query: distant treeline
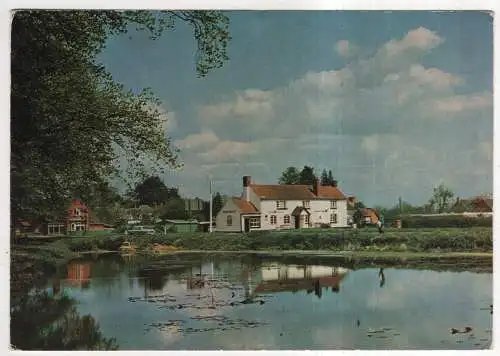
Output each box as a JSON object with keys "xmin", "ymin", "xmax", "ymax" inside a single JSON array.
[{"xmin": 400, "ymin": 215, "xmax": 492, "ymax": 229}]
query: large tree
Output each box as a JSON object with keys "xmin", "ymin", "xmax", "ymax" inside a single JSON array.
[
  {"xmin": 11, "ymin": 10, "xmax": 230, "ymax": 222},
  {"xmin": 298, "ymin": 165, "xmax": 317, "ymax": 186},
  {"xmin": 278, "ymin": 167, "xmax": 301, "ymax": 185},
  {"xmin": 130, "ymin": 176, "xmax": 179, "ymax": 206}
]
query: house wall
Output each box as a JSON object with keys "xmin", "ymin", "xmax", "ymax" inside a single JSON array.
[
  {"xmin": 216, "ymin": 199, "xmax": 243, "ymax": 232},
  {"xmin": 247, "ymin": 187, "xmax": 261, "ymax": 211},
  {"xmin": 256, "ymin": 199, "xmax": 349, "ymax": 230}
]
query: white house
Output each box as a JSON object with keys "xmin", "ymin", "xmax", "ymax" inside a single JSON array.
[{"xmin": 216, "ymin": 176, "xmax": 349, "ymax": 232}]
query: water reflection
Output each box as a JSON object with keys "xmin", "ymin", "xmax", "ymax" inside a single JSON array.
[
  {"xmin": 39, "ymin": 253, "xmax": 492, "ymax": 350},
  {"xmin": 67, "ymin": 261, "xmax": 92, "ymax": 289},
  {"xmin": 255, "ymin": 265, "xmax": 349, "ymax": 299},
  {"xmin": 379, "ymin": 268, "xmax": 386, "ymax": 288}
]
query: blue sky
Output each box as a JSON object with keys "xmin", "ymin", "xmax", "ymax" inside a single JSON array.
[{"xmin": 99, "ymin": 11, "xmax": 493, "ymax": 207}]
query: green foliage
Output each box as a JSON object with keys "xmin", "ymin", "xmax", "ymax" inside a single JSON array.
[
  {"xmin": 212, "ymin": 192, "xmax": 224, "ymax": 216},
  {"xmin": 278, "ymin": 167, "xmax": 301, "ymax": 184},
  {"xmin": 320, "ymin": 169, "xmax": 336, "ymax": 186},
  {"xmin": 130, "ymin": 176, "xmax": 179, "ymax": 206},
  {"xmin": 298, "ymin": 165, "xmax": 317, "ymax": 186},
  {"xmin": 428, "ymin": 183, "xmax": 455, "ymax": 213},
  {"xmin": 278, "ymin": 165, "xmax": 318, "ymax": 185},
  {"xmin": 58, "ymin": 227, "xmax": 492, "ymax": 254},
  {"xmin": 10, "ymin": 291, "xmax": 118, "ymax": 350},
  {"xmin": 401, "ymin": 215, "xmax": 492, "ymax": 228},
  {"xmin": 11, "ymin": 10, "xmax": 230, "ymax": 222}
]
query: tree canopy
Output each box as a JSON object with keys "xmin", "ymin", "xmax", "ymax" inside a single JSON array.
[
  {"xmin": 278, "ymin": 166, "xmax": 318, "ymax": 185},
  {"xmin": 11, "ymin": 10, "xmax": 230, "ymax": 222},
  {"xmin": 428, "ymin": 183, "xmax": 455, "ymax": 213},
  {"xmin": 130, "ymin": 176, "xmax": 179, "ymax": 206},
  {"xmin": 320, "ymin": 169, "xmax": 336, "ymax": 186}
]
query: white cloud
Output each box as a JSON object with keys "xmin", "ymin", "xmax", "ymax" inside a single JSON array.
[
  {"xmin": 159, "ymin": 27, "xmax": 492, "ymax": 206},
  {"xmin": 175, "ymin": 131, "xmax": 219, "ymax": 150}
]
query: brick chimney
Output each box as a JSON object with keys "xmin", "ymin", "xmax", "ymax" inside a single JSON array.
[
  {"xmin": 313, "ymin": 177, "xmax": 320, "ymax": 196},
  {"xmin": 243, "ymin": 176, "xmax": 251, "ymax": 201}
]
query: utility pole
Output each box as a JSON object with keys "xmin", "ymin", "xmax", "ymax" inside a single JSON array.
[{"xmin": 209, "ymin": 176, "xmax": 213, "ymax": 233}]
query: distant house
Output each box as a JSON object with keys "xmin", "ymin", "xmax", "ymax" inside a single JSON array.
[
  {"xmin": 66, "ymin": 199, "xmax": 90, "ymax": 233},
  {"xmin": 216, "ymin": 176, "xmax": 349, "ymax": 232},
  {"xmin": 451, "ymin": 195, "xmax": 493, "ymax": 213},
  {"xmin": 362, "ymin": 208, "xmax": 380, "ymax": 225},
  {"xmin": 346, "ymin": 197, "xmax": 357, "ymax": 225}
]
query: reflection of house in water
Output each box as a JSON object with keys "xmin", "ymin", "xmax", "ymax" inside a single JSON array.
[
  {"xmin": 253, "ymin": 265, "xmax": 349, "ymax": 298},
  {"xmin": 66, "ymin": 261, "xmax": 92, "ymax": 289}
]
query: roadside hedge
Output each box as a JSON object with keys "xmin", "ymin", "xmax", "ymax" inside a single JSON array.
[{"xmin": 401, "ymin": 215, "xmax": 492, "ymax": 228}]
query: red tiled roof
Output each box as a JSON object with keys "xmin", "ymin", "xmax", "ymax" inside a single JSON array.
[
  {"xmin": 316, "ymin": 186, "xmax": 347, "ymax": 199},
  {"xmin": 250, "ymin": 184, "xmax": 316, "ymax": 200},
  {"xmin": 232, "ymin": 197, "xmax": 259, "ymax": 213}
]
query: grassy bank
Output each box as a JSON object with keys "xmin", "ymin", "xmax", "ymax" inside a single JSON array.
[{"xmin": 58, "ymin": 227, "xmax": 492, "ymax": 254}]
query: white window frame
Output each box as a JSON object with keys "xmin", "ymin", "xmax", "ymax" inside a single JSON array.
[
  {"xmin": 330, "ymin": 213, "xmax": 337, "ymax": 224},
  {"xmin": 270, "ymin": 215, "xmax": 277, "ymax": 224},
  {"xmin": 227, "ymin": 215, "xmax": 233, "ymax": 226},
  {"xmin": 330, "ymin": 200, "xmax": 337, "ymax": 209},
  {"xmin": 249, "ymin": 217, "xmax": 261, "ymax": 228},
  {"xmin": 302, "ymin": 200, "xmax": 310, "ymax": 208},
  {"xmin": 276, "ymin": 201, "xmax": 287, "ymax": 210},
  {"xmin": 284, "ymin": 215, "xmax": 290, "ymax": 224},
  {"xmin": 304, "ymin": 214, "xmax": 309, "ymax": 225}
]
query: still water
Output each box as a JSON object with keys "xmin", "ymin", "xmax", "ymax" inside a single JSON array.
[{"xmin": 46, "ymin": 253, "xmax": 492, "ymax": 350}]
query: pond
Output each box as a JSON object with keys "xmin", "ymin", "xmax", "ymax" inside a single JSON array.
[{"xmin": 41, "ymin": 253, "xmax": 492, "ymax": 350}]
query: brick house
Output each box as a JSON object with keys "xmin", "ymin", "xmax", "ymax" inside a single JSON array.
[{"xmin": 66, "ymin": 199, "xmax": 90, "ymax": 233}]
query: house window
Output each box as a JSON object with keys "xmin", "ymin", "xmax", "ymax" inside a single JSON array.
[
  {"xmin": 304, "ymin": 215, "xmax": 309, "ymax": 225},
  {"xmin": 284, "ymin": 215, "xmax": 290, "ymax": 224},
  {"xmin": 249, "ymin": 217, "xmax": 261, "ymax": 228},
  {"xmin": 74, "ymin": 208, "xmax": 81, "ymax": 216},
  {"xmin": 330, "ymin": 213, "xmax": 337, "ymax": 224},
  {"xmin": 270, "ymin": 215, "xmax": 277, "ymax": 224},
  {"xmin": 227, "ymin": 215, "xmax": 233, "ymax": 226},
  {"xmin": 330, "ymin": 200, "xmax": 337, "ymax": 209},
  {"xmin": 276, "ymin": 201, "xmax": 286, "ymax": 210},
  {"xmin": 303, "ymin": 200, "xmax": 310, "ymax": 208}
]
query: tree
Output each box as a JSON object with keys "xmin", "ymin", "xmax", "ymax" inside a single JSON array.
[
  {"xmin": 131, "ymin": 176, "xmax": 178, "ymax": 206},
  {"xmin": 11, "ymin": 10, "xmax": 230, "ymax": 223},
  {"xmin": 327, "ymin": 170, "xmax": 335, "ymax": 185},
  {"xmin": 299, "ymin": 166, "xmax": 317, "ymax": 185},
  {"xmin": 158, "ymin": 198, "xmax": 188, "ymax": 220},
  {"xmin": 278, "ymin": 167, "xmax": 301, "ymax": 185},
  {"xmin": 212, "ymin": 192, "xmax": 224, "ymax": 216},
  {"xmin": 428, "ymin": 183, "xmax": 454, "ymax": 213},
  {"xmin": 320, "ymin": 169, "xmax": 329, "ymax": 185}
]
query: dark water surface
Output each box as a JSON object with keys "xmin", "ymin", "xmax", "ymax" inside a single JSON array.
[{"xmin": 45, "ymin": 253, "xmax": 492, "ymax": 350}]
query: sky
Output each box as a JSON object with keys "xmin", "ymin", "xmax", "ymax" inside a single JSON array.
[{"xmin": 98, "ymin": 11, "xmax": 494, "ymax": 207}]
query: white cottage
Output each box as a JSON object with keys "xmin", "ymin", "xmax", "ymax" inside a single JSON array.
[{"xmin": 216, "ymin": 176, "xmax": 349, "ymax": 232}]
